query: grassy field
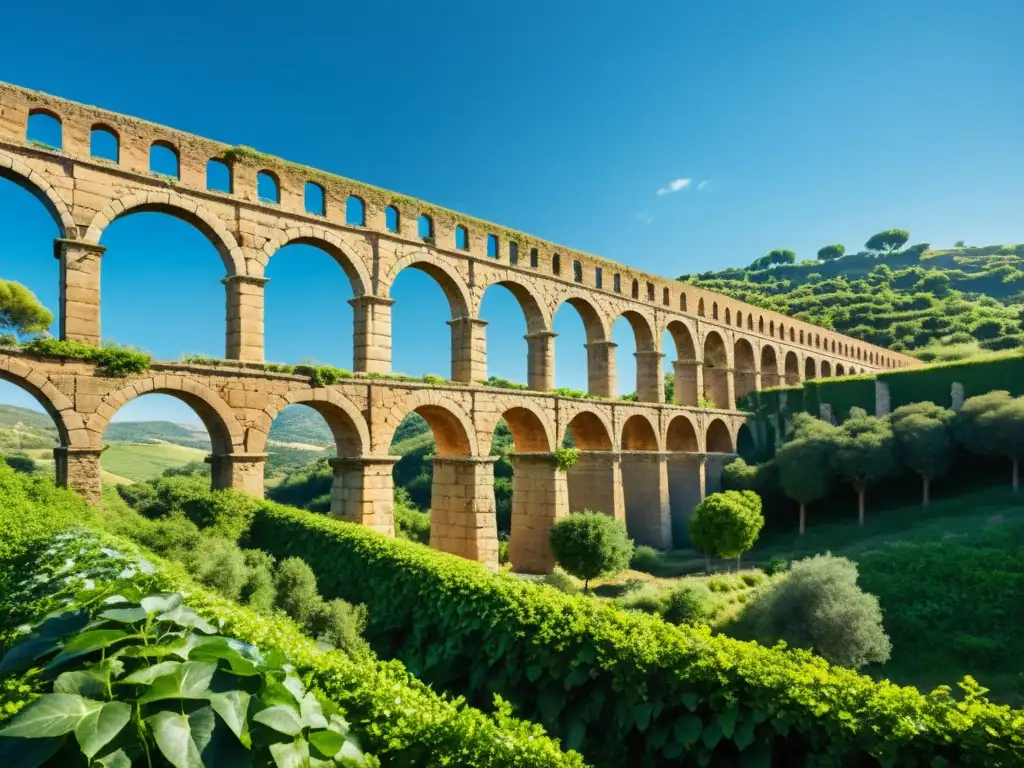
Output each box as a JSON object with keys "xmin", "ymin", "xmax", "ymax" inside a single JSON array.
[{"xmin": 98, "ymin": 442, "xmax": 209, "ymax": 483}]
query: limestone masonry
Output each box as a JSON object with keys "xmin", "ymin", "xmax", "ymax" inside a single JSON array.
[{"xmin": 0, "ymin": 81, "xmax": 918, "ymax": 571}]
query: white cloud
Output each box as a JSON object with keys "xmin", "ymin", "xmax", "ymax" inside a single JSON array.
[
  {"xmin": 697, "ymin": 180, "xmax": 708, "ymax": 190},
  {"xmin": 635, "ymin": 213, "xmax": 654, "ymax": 225},
  {"xmin": 656, "ymin": 177, "xmax": 691, "ymax": 195}
]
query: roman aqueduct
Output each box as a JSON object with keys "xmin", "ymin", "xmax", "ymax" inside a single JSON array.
[{"xmin": 0, "ymin": 81, "xmax": 917, "ymax": 571}]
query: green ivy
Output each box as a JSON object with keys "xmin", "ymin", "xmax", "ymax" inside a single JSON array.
[
  {"xmin": 19, "ymin": 339, "xmax": 151, "ymax": 377},
  {"xmin": 551, "ymin": 448, "xmax": 579, "ymax": 472},
  {"xmin": 245, "ymin": 501, "xmax": 1024, "ymax": 767}
]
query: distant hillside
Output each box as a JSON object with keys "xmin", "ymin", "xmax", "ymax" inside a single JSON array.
[
  {"xmin": 681, "ymin": 243, "xmax": 1024, "ymax": 355},
  {"xmin": 105, "ymin": 421, "xmax": 211, "ymax": 450}
]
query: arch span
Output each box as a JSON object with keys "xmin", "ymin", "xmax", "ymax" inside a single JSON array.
[
  {"xmin": 705, "ymin": 418, "xmax": 734, "ymax": 453},
  {"xmin": 261, "ymin": 228, "xmax": 372, "ymax": 296},
  {"xmin": 621, "ymin": 413, "xmax": 660, "ymax": 450},
  {"xmin": 702, "ymin": 330, "xmax": 730, "ymax": 409},
  {"xmin": 248, "ymin": 388, "xmax": 370, "ymax": 456},
  {"xmin": 85, "ymin": 191, "xmax": 244, "ymax": 276},
  {"xmin": 553, "ymin": 294, "xmax": 608, "ymax": 343},
  {"xmin": 761, "ymin": 345, "xmax": 780, "ymax": 387},
  {"xmin": 0, "ymin": 151, "xmax": 76, "ymax": 236},
  {"xmin": 784, "ymin": 350, "xmax": 800, "ymax": 385},
  {"xmin": 477, "ymin": 276, "xmax": 548, "ymax": 334},
  {"xmin": 379, "ymin": 392, "xmax": 478, "ymax": 456},
  {"xmin": 563, "ymin": 409, "xmax": 613, "ymax": 450},
  {"xmin": 0, "ymin": 357, "xmax": 85, "ymax": 448},
  {"xmin": 665, "ymin": 414, "xmax": 698, "ymax": 452},
  {"xmin": 497, "ymin": 406, "xmax": 552, "ymax": 452},
  {"xmin": 384, "ymin": 251, "xmax": 472, "ymax": 319}
]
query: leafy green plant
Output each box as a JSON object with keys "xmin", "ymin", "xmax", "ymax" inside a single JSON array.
[
  {"xmin": 548, "ymin": 511, "xmax": 633, "ymax": 591},
  {"xmin": 629, "ymin": 545, "xmax": 663, "ymax": 575},
  {"xmin": 687, "ymin": 490, "xmax": 765, "ymax": 570},
  {"xmin": 551, "ymin": 447, "xmax": 579, "ymax": 471},
  {"xmin": 661, "ymin": 582, "xmax": 712, "ymax": 625},
  {"xmin": 20, "ymin": 338, "xmax": 151, "ymax": 377},
  {"xmin": 763, "ymin": 555, "xmax": 790, "ymax": 576}
]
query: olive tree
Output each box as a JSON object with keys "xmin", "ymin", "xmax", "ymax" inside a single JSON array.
[
  {"xmin": 549, "ymin": 511, "xmax": 633, "ymax": 590},
  {"xmin": 0, "ymin": 280, "xmax": 52, "ymax": 338},
  {"xmin": 777, "ymin": 417, "xmax": 840, "ymax": 534},
  {"xmin": 890, "ymin": 402, "xmax": 955, "ymax": 507},
  {"xmin": 832, "ymin": 413, "xmax": 898, "ymax": 525},
  {"xmin": 976, "ymin": 396, "xmax": 1024, "ymax": 492},
  {"xmin": 688, "ymin": 490, "xmax": 764, "ymax": 571},
  {"xmin": 817, "ymin": 244, "xmax": 846, "ymax": 261},
  {"xmin": 954, "ymin": 391, "xmax": 1022, "ymax": 491}
]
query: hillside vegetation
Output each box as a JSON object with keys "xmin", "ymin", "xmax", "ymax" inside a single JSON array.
[{"xmin": 681, "ymin": 241, "xmax": 1024, "ymax": 355}]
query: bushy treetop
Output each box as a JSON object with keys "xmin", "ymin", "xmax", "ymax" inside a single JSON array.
[
  {"xmin": 687, "ymin": 490, "xmax": 764, "ymax": 561},
  {"xmin": 865, "ymin": 229, "xmax": 910, "ymax": 254},
  {"xmin": 0, "ymin": 280, "xmax": 52, "ymax": 338},
  {"xmin": 549, "ymin": 511, "xmax": 633, "ymax": 589},
  {"xmin": 817, "ymin": 244, "xmax": 846, "ymax": 261}
]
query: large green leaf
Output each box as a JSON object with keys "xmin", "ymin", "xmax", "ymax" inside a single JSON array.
[
  {"xmin": 189, "ymin": 637, "xmax": 260, "ymax": 676},
  {"xmin": 269, "ymin": 739, "xmax": 310, "ymax": 768},
  {"xmin": 0, "ymin": 637, "xmax": 61, "ymax": 675},
  {"xmin": 45, "ymin": 630, "xmax": 131, "ymax": 672},
  {"xmin": 299, "ymin": 693, "xmax": 327, "ymax": 730},
  {"xmin": 157, "ymin": 605, "xmax": 216, "ymax": 635},
  {"xmin": 74, "ymin": 700, "xmax": 131, "ymax": 759},
  {"xmin": 253, "ymin": 704, "xmax": 303, "ymax": 736},
  {"xmin": 673, "ymin": 715, "xmax": 703, "ymax": 747},
  {"xmin": 0, "ymin": 693, "xmax": 102, "ymax": 737},
  {"xmin": 54, "ymin": 668, "xmax": 108, "ymax": 699},
  {"xmin": 308, "ymin": 729, "xmax": 345, "ymax": 757},
  {"xmin": 33, "ymin": 608, "xmax": 90, "ymax": 640},
  {"xmin": 141, "ymin": 593, "xmax": 183, "ymax": 616},
  {"xmin": 122, "ymin": 660, "xmax": 182, "ymax": 685},
  {"xmin": 138, "ymin": 661, "xmax": 217, "ymax": 704},
  {"xmin": 98, "ymin": 605, "xmax": 149, "ymax": 624},
  {"xmin": 147, "ymin": 707, "xmax": 215, "ymax": 768},
  {"xmin": 210, "ymin": 690, "xmax": 252, "ymax": 747},
  {"xmin": 94, "ymin": 747, "xmax": 133, "ymax": 768}
]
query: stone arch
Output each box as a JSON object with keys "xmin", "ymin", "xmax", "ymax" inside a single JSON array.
[
  {"xmin": 85, "ymin": 191, "xmax": 244, "ymax": 276},
  {"xmin": 563, "ymin": 409, "xmax": 613, "ymax": 450},
  {"xmin": 804, "ymin": 356, "xmax": 817, "ymax": 380},
  {"xmin": 616, "ymin": 309, "xmax": 657, "ymax": 351},
  {"xmin": 835, "ymin": 362, "xmax": 846, "ymax": 376},
  {"xmin": 705, "ymin": 418, "xmax": 734, "ymax": 453},
  {"xmin": 665, "ymin": 414, "xmax": 699, "ymax": 451},
  {"xmin": 0, "ymin": 356, "xmax": 86, "ymax": 448},
  {"xmin": 702, "ymin": 330, "xmax": 730, "ymax": 409},
  {"xmin": 784, "ymin": 350, "xmax": 800, "ymax": 385},
  {"xmin": 666, "ymin": 319, "xmax": 699, "ymax": 405},
  {"xmin": 553, "ymin": 293, "xmax": 609, "ymax": 343},
  {"xmin": 666, "ymin": 319, "xmax": 697, "ymax": 360},
  {"xmin": 821, "ymin": 360, "xmax": 833, "ymax": 378},
  {"xmin": 736, "ymin": 423, "xmax": 756, "ymax": 460},
  {"xmin": 733, "ymin": 337, "xmax": 757, "ymax": 402},
  {"xmin": 621, "ymin": 413, "xmax": 660, "ymax": 450},
  {"xmin": 477, "ymin": 275, "xmax": 548, "ymax": 334},
  {"xmin": 384, "ymin": 251, "xmax": 472, "ymax": 319},
  {"xmin": 497, "ymin": 405, "xmax": 552, "ymax": 452},
  {"xmin": 248, "ymin": 388, "xmax": 370, "ymax": 456},
  {"xmin": 90, "ymin": 376, "xmax": 244, "ymax": 453},
  {"xmin": 380, "ymin": 393, "xmax": 478, "ymax": 457},
  {"xmin": 760, "ymin": 344, "xmax": 780, "ymax": 387},
  {"xmin": 0, "ymin": 150, "xmax": 76, "ymax": 237},
  {"xmin": 260, "ymin": 227, "xmax": 372, "ymax": 296}
]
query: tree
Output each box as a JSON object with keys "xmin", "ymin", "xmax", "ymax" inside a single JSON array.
[
  {"xmin": 831, "ymin": 413, "xmax": 898, "ymax": 525},
  {"xmin": 817, "ymin": 244, "xmax": 846, "ymax": 261},
  {"xmin": 962, "ymin": 394, "xmax": 1024, "ymax": 492},
  {"xmin": 0, "ymin": 280, "xmax": 52, "ymax": 338},
  {"xmin": 776, "ymin": 419, "xmax": 839, "ymax": 533},
  {"xmin": 687, "ymin": 490, "xmax": 764, "ymax": 571},
  {"xmin": 865, "ymin": 229, "xmax": 910, "ymax": 254},
  {"xmin": 548, "ymin": 511, "xmax": 633, "ymax": 590},
  {"xmin": 890, "ymin": 402, "xmax": 955, "ymax": 507},
  {"xmin": 767, "ymin": 248, "xmax": 796, "ymax": 266},
  {"xmin": 744, "ymin": 554, "xmax": 891, "ymax": 669}
]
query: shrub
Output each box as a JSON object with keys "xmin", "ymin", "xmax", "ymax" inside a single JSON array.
[
  {"xmin": 394, "ymin": 500, "xmax": 430, "ymax": 545},
  {"xmin": 629, "ymin": 545, "xmax": 663, "ymax": 574},
  {"xmin": 661, "ymin": 582, "xmax": 712, "ymax": 625},
  {"xmin": 741, "ymin": 571, "xmax": 765, "ymax": 587},
  {"xmin": 274, "ymin": 556, "xmax": 323, "ymax": 627},
  {"xmin": 311, "ymin": 598, "xmax": 371, "ymax": 658},
  {"xmin": 708, "ymin": 576, "xmax": 734, "ymax": 593},
  {"xmin": 745, "ymin": 554, "xmax": 892, "ymax": 669},
  {"xmin": 239, "ymin": 548, "xmax": 277, "ymax": 612},
  {"xmin": 764, "ymin": 555, "xmax": 790, "ymax": 576},
  {"xmin": 2, "ymin": 452, "xmax": 36, "ymax": 474},
  {"xmin": 181, "ymin": 534, "xmax": 250, "ymax": 600},
  {"xmin": 539, "ymin": 571, "xmax": 579, "ymax": 595},
  {"xmin": 245, "ymin": 500, "xmax": 1024, "ymax": 767},
  {"xmin": 548, "ymin": 511, "xmax": 633, "ymax": 590},
  {"xmin": 614, "ymin": 583, "xmax": 665, "ymax": 615},
  {"xmin": 688, "ymin": 490, "xmax": 764, "ymax": 569}
]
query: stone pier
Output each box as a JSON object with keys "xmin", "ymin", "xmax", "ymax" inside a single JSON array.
[
  {"xmin": 620, "ymin": 451, "xmax": 672, "ymax": 549},
  {"xmin": 430, "ymin": 456, "xmax": 499, "ymax": 571},
  {"xmin": 508, "ymin": 452, "xmax": 570, "ymax": 573},
  {"xmin": 328, "ymin": 456, "xmax": 399, "ymax": 536},
  {"xmin": 667, "ymin": 452, "xmax": 706, "ymax": 548},
  {"xmin": 565, "ymin": 450, "xmax": 625, "ymax": 520}
]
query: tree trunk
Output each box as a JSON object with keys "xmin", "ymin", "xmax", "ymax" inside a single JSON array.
[
  {"xmin": 858, "ymin": 488, "xmax": 866, "ymax": 526},
  {"xmin": 799, "ymin": 503, "xmax": 806, "ymax": 535},
  {"xmin": 736, "ymin": 554, "xmax": 741, "ymax": 571},
  {"xmin": 1013, "ymin": 458, "xmax": 1019, "ymax": 494},
  {"xmin": 704, "ymin": 554, "xmax": 711, "ymax": 574},
  {"xmin": 922, "ymin": 475, "xmax": 930, "ymax": 508}
]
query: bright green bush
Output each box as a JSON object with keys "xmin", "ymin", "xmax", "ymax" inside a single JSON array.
[
  {"xmin": 614, "ymin": 583, "xmax": 664, "ymax": 614},
  {"xmin": 393, "ymin": 498, "xmax": 430, "ymax": 545},
  {"xmin": 764, "ymin": 555, "xmax": 791, "ymax": 576},
  {"xmin": 239, "ymin": 548, "xmax": 277, "ymax": 612},
  {"xmin": 181, "ymin": 534, "xmax": 250, "ymax": 600},
  {"xmin": 274, "ymin": 556, "xmax": 324, "ymax": 627},
  {"xmin": 688, "ymin": 490, "xmax": 765, "ymax": 567},
  {"xmin": 20, "ymin": 338, "xmax": 151, "ymax": 376},
  {"xmin": 549, "ymin": 511, "xmax": 633, "ymax": 589},
  {"xmin": 311, "ymin": 599, "xmax": 372, "ymax": 659},
  {"xmin": 245, "ymin": 501, "xmax": 1024, "ymax": 767},
  {"xmin": 629, "ymin": 545, "xmax": 663, "ymax": 574},
  {"xmin": 661, "ymin": 583, "xmax": 712, "ymax": 625},
  {"xmin": 743, "ymin": 554, "xmax": 892, "ymax": 670}
]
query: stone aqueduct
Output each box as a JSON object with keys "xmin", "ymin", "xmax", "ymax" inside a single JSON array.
[{"xmin": 0, "ymin": 81, "xmax": 917, "ymax": 572}]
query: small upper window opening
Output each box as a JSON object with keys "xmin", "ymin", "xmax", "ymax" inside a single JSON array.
[
  {"xmin": 455, "ymin": 225, "xmax": 469, "ymax": 251},
  {"xmin": 385, "ymin": 205, "xmax": 400, "ymax": 233},
  {"xmin": 26, "ymin": 110, "xmax": 62, "ymax": 151},
  {"xmin": 89, "ymin": 125, "xmax": 119, "ymax": 162},
  {"xmin": 305, "ymin": 182, "xmax": 326, "ymax": 215},
  {"xmin": 552, "ymin": 253, "xmax": 561, "ymax": 275},
  {"xmin": 572, "ymin": 259, "xmax": 583, "ymax": 283},
  {"xmin": 206, "ymin": 159, "xmax": 232, "ymax": 193},
  {"xmin": 257, "ymin": 171, "xmax": 280, "ymax": 204},
  {"xmin": 346, "ymin": 196, "xmax": 366, "ymax": 226},
  {"xmin": 418, "ymin": 214, "xmax": 434, "ymax": 242},
  {"xmin": 509, "ymin": 241, "xmax": 519, "ymax": 265},
  {"xmin": 487, "ymin": 234, "xmax": 500, "ymax": 258},
  {"xmin": 150, "ymin": 141, "xmax": 180, "ymax": 179}
]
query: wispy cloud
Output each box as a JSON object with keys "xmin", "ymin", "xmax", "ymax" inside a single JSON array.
[
  {"xmin": 656, "ymin": 177, "xmax": 691, "ymax": 195},
  {"xmin": 697, "ymin": 180, "xmax": 708, "ymax": 190},
  {"xmin": 635, "ymin": 213, "xmax": 654, "ymax": 225}
]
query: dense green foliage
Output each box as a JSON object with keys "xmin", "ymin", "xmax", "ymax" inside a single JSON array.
[
  {"xmin": 548, "ymin": 511, "xmax": 633, "ymax": 589},
  {"xmin": 0, "ymin": 280, "xmax": 52, "ymax": 338},
  {"xmin": 0, "ymin": 464, "xmax": 584, "ymax": 767},
  {"xmin": 686, "ymin": 491, "xmax": 764, "ymax": 568},
  {"xmin": 831, "ymin": 409, "xmax": 899, "ymax": 523},
  {"xmin": 19, "ymin": 339, "xmax": 152, "ymax": 377},
  {"xmin": 890, "ymin": 402, "xmax": 956, "ymax": 506},
  {"xmin": 683, "ymin": 242, "xmax": 1024, "ymax": 353},
  {"xmin": 738, "ymin": 554, "xmax": 892, "ymax": 669},
  {"xmin": 244, "ymin": 499, "xmax": 1024, "ymax": 766}
]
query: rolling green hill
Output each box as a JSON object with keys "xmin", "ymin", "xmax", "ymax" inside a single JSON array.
[{"xmin": 681, "ymin": 243, "xmax": 1024, "ymax": 355}]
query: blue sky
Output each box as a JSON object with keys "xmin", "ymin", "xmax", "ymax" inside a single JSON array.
[{"xmin": 1, "ymin": 0, "xmax": 1022, "ymax": 427}]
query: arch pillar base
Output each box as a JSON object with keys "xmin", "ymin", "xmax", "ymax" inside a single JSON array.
[
  {"xmin": 448, "ymin": 317, "xmax": 488, "ymax": 383},
  {"xmin": 761, "ymin": 372, "xmax": 783, "ymax": 388},
  {"xmin": 224, "ymin": 275, "xmax": 267, "ymax": 362},
  {"xmin": 734, "ymin": 370, "xmax": 758, "ymax": 403},
  {"xmin": 328, "ymin": 456, "xmax": 398, "ymax": 536},
  {"xmin": 621, "ymin": 451, "xmax": 672, "ymax": 549},
  {"xmin": 55, "ymin": 239, "xmax": 104, "ymax": 347},
  {"xmin": 703, "ymin": 367, "xmax": 734, "ymax": 410},
  {"xmin": 667, "ymin": 452, "xmax": 706, "ymax": 548},
  {"xmin": 704, "ymin": 452, "xmax": 735, "ymax": 497},
  {"xmin": 351, "ymin": 295, "xmax": 394, "ymax": 374},
  {"xmin": 54, "ymin": 446, "xmax": 102, "ymax": 505},
  {"xmin": 207, "ymin": 452, "xmax": 267, "ymax": 497},
  {"xmin": 566, "ymin": 451, "xmax": 624, "ymax": 521},
  {"xmin": 508, "ymin": 452, "xmax": 569, "ymax": 574},
  {"xmin": 524, "ymin": 331, "xmax": 556, "ymax": 391},
  {"xmin": 634, "ymin": 350, "xmax": 665, "ymax": 403},
  {"xmin": 673, "ymin": 360, "xmax": 702, "ymax": 406},
  {"xmin": 585, "ymin": 340, "xmax": 616, "ymax": 398},
  {"xmin": 430, "ymin": 456, "xmax": 499, "ymax": 570}
]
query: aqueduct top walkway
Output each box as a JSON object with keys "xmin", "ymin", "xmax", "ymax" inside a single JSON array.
[{"xmin": 0, "ymin": 81, "xmax": 916, "ymax": 571}]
